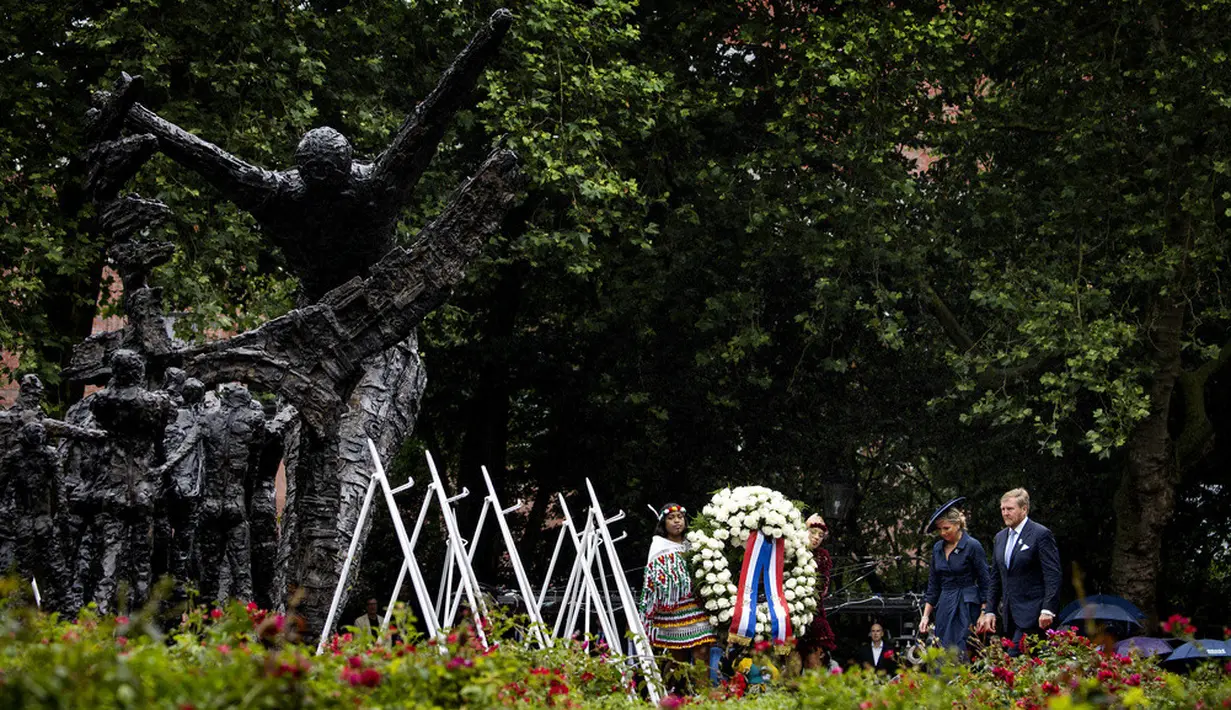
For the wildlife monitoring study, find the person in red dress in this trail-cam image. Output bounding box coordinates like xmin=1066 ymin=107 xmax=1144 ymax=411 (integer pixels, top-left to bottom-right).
xmin=797 ymin=513 xmax=837 ymax=669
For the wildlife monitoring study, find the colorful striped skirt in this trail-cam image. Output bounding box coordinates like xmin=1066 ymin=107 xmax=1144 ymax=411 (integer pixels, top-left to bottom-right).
xmin=646 ymin=596 xmax=716 ymax=649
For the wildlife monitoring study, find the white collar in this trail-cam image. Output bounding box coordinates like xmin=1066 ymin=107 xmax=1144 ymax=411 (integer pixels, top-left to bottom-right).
xmin=647 ymin=535 xmax=687 ymax=564
xmin=1011 ymin=517 xmax=1030 ymax=535
xmin=871 ymin=641 xmax=883 ymax=649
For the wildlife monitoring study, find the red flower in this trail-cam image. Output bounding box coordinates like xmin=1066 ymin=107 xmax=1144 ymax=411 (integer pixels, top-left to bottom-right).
xmin=883 ymin=649 xmax=894 ymax=659
xmin=359 ymin=668 xmax=382 ymax=687
xmin=1001 ymin=637 xmax=1016 ymax=649
xmin=1041 ymin=681 xmax=1060 ymax=695
xmin=348 ymin=656 xmax=363 ymax=669
xmin=659 ymin=695 xmax=685 ymax=709
xmin=115 ymin=616 xmax=129 ymax=625
xmin=991 ymin=666 xmax=1016 ymax=687
xmin=753 ymin=640 xmax=772 ymax=653
xmin=210 ymin=608 xmax=224 ymax=620
xmin=1127 ymin=673 xmax=1142 ymax=686
xmin=218 ymin=644 xmax=231 ymax=655
xmin=1162 ymin=614 xmax=1197 ymax=635
xmin=116 ymin=636 xmax=128 ymax=647
xmin=579 ymin=672 xmax=595 ymax=683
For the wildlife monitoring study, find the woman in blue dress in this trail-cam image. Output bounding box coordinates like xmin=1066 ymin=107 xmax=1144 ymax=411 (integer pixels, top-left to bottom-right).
xmin=918 ymin=498 xmax=991 ymax=660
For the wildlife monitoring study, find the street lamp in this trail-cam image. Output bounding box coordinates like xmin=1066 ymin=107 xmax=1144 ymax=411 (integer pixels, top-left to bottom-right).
xmin=822 ymin=480 xmax=856 ymax=524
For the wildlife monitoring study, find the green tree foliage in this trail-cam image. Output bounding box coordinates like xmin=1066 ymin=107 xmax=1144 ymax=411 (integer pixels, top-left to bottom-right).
xmin=911 ymin=0 xmax=1231 ymax=616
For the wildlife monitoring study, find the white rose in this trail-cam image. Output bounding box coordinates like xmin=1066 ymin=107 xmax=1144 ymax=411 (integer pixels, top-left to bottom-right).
xmin=784 ymin=589 xmax=797 ymax=602
xmin=706 ymin=573 xmax=718 ymax=584
xmin=695 ymin=569 xmax=706 ymax=579
xmin=709 ymin=615 xmax=720 ymax=626
xmin=703 ymin=559 xmax=714 ymax=570
xmin=717 ymin=569 xmax=731 ymax=583
xmin=705 ymin=599 xmax=717 ymax=610
xmin=713 ymin=527 xmax=730 ymax=541
xmin=720 ymin=609 xmax=734 ymax=621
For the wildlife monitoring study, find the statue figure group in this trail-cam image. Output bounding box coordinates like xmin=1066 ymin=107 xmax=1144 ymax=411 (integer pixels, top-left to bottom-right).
xmin=1 ymin=9 xmax=521 ymax=631
xmin=0 ymin=355 xmax=278 ymax=613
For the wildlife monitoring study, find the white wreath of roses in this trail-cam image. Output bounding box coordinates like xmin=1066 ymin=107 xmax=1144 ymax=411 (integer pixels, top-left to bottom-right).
xmin=686 ymin=486 xmax=818 ymax=640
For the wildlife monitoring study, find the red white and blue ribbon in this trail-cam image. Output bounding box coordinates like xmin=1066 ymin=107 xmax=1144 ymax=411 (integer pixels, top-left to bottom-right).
xmin=729 ymin=530 xmax=792 ymax=646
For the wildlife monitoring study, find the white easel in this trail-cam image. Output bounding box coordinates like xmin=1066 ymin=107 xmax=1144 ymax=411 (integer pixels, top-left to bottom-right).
xmin=377 ymin=451 xmax=491 ymax=649
xmin=585 ymin=479 xmax=664 ymax=703
xmin=315 ymin=439 xmax=441 ymax=655
xmin=535 ymin=482 xmax=663 ymax=702
xmin=480 ymin=465 xmax=552 ymax=648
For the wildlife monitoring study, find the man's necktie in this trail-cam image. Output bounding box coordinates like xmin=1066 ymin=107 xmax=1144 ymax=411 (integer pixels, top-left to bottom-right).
xmin=1006 ymin=529 xmax=1019 ymax=568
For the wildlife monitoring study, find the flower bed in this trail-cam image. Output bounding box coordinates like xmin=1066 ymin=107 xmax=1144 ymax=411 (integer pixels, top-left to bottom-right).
xmin=3 ymin=581 xmax=1231 ymax=709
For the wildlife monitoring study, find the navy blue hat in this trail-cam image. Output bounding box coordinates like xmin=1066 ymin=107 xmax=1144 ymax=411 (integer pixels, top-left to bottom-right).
xmin=924 ymin=497 xmax=966 ymax=534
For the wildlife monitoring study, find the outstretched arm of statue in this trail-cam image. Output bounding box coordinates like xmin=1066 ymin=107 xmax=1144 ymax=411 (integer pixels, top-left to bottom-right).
xmin=41 ymin=418 xmax=107 ymax=441
xmin=371 ymin=9 xmax=514 ymax=197
xmin=126 ymin=103 xmax=281 ymax=212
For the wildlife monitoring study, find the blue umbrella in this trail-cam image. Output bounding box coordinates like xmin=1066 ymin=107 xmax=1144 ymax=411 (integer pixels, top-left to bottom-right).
xmin=1057 ymin=594 xmax=1146 ymax=623
xmin=1115 ymin=636 xmax=1176 ymax=657
xmin=1059 ymin=602 xmax=1145 ymax=628
xmin=1165 ymin=639 xmax=1230 ymax=663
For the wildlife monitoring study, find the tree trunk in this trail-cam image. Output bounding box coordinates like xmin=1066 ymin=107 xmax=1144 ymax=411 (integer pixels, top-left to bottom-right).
xmin=1110 ymin=298 xmax=1185 ymax=621
xmin=456 ymin=263 xmax=524 ymax=580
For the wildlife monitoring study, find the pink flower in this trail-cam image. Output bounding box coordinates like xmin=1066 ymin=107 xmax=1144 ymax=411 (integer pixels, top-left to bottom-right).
xmin=348 ymin=656 xmax=363 ymax=669
xmin=359 ymin=668 xmax=382 ymax=687
xmin=218 ymin=644 xmax=231 ymax=655
xmin=115 ymin=616 xmax=129 ymax=625
xmin=1126 ymin=673 xmax=1142 ymax=686
xmin=116 ymin=636 xmax=128 ymax=647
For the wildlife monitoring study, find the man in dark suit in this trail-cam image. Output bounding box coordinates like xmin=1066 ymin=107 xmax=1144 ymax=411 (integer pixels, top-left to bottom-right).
xmin=979 ymin=488 xmax=1062 ymax=647
xmin=853 ymin=622 xmax=899 ymax=673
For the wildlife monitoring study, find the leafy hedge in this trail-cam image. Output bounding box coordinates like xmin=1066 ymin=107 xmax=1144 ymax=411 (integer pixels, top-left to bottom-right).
xmin=2 ymin=582 xmax=1230 ymax=709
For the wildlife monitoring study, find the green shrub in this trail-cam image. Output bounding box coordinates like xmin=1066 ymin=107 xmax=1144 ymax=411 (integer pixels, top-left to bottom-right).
xmin=2 ymin=583 xmax=1230 ymax=709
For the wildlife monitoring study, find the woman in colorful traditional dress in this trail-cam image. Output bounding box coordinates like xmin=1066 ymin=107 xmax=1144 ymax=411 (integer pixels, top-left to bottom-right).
xmin=918 ymin=497 xmax=992 ymax=661
xmin=797 ymin=513 xmax=837 ymax=669
xmin=639 ymin=503 xmax=716 ymax=674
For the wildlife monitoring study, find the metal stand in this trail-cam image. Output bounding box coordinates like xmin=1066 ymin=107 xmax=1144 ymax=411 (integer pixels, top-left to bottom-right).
xmin=315 ymin=439 xmax=440 ymax=655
